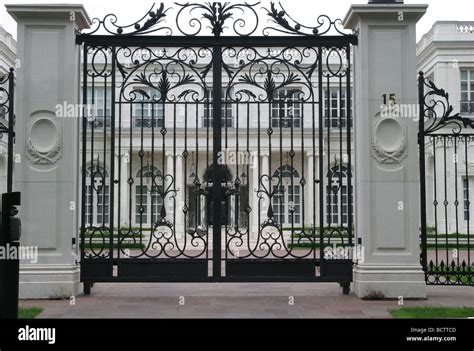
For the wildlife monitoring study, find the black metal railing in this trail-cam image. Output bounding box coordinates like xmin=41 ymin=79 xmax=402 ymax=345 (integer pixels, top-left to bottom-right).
xmin=0 ymin=68 xmax=21 ymax=319
xmin=419 ymin=72 xmax=474 ymax=286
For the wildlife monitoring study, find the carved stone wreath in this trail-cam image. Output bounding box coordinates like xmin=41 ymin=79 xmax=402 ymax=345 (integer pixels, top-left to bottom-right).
xmin=26 ymin=117 xmax=62 ymax=165
xmin=26 ymin=137 xmax=62 ymax=165
xmin=372 ymin=136 xmax=407 ymax=164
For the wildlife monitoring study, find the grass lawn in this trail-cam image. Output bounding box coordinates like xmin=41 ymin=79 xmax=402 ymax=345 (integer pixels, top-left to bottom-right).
xmin=390 ymin=307 xmax=474 ymax=319
xmin=18 ymin=307 xmax=43 ymax=319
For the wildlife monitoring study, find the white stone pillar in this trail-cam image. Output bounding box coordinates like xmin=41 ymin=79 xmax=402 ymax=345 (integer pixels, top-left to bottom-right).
xmin=175 ymin=152 xmax=184 ymax=237
xmin=261 ymin=152 xmax=270 ymax=218
xmin=251 ymin=164 xmax=260 ymax=237
xmin=165 ymin=151 xmax=174 ymax=219
xmin=344 ymin=3 xmax=427 ymax=298
xmin=6 ymin=4 xmax=91 ymax=298
xmin=306 ymin=151 xmax=314 ymax=226
xmin=120 ymin=152 xmax=129 ymax=226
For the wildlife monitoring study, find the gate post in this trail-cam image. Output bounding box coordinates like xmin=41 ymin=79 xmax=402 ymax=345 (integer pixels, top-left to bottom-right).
xmin=343 ymin=2 xmax=428 ymax=298
xmin=6 ymin=5 xmax=91 ymax=298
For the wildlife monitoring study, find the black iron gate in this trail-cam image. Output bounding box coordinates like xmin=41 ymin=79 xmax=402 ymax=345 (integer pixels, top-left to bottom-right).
xmin=77 ymin=2 xmax=357 ymax=293
xmin=419 ymin=72 xmax=474 ymax=285
xmin=0 ymin=68 xmax=21 ymax=318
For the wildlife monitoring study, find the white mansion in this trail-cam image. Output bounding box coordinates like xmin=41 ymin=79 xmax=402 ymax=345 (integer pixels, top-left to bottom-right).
xmin=1 ymin=20 xmax=474 ymax=236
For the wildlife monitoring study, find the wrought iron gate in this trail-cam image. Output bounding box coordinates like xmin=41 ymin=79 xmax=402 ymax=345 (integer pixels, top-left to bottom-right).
xmin=77 ymin=2 xmax=357 ymax=293
xmin=419 ymin=72 xmax=474 ymax=286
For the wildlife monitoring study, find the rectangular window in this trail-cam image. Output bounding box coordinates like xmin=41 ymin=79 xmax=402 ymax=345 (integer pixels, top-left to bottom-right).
xmin=203 ymin=88 xmax=233 ymax=128
xmin=271 ymin=89 xmax=302 ymax=128
xmin=464 ymin=178 xmax=471 ymax=221
xmin=133 ymin=88 xmax=164 ymax=128
xmin=96 ymin=185 xmax=110 ymax=225
xmin=323 ymin=88 xmax=352 ymax=129
xmin=86 ymin=87 xmax=112 ymax=129
xmin=135 ymin=185 xmax=148 ymax=224
xmin=85 ymin=185 xmax=93 ymax=225
xmin=460 ymin=70 xmax=474 ymax=114
xmin=326 ymin=185 xmax=352 ymax=226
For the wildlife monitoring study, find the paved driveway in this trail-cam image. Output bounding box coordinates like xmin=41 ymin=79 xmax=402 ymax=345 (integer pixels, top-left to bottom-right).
xmin=20 ymin=283 xmax=474 ymax=318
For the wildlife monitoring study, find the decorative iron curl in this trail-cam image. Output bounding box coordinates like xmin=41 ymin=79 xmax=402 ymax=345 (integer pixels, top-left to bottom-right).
xmin=83 ymin=3 xmax=172 ymax=36
xmin=175 ymin=2 xmax=260 ymax=37
xmin=420 ymin=72 xmax=474 ymax=135
xmin=0 ymin=68 xmax=14 ymax=129
xmin=263 ymin=2 xmax=350 ymax=37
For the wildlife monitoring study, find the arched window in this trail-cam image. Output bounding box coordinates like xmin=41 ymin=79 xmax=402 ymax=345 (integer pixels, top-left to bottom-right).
xmin=134 ymin=165 xmax=163 ymax=226
xmin=272 ymin=165 xmax=302 ymax=226
xmin=326 ymin=165 xmax=352 ymax=226
xmin=85 ymin=165 xmax=109 ymax=226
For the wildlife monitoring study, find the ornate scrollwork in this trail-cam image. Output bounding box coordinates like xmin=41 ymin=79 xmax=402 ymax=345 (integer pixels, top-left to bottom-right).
xmin=84 ymin=3 xmax=171 ymax=36
xmin=421 ymin=72 xmax=474 ymax=135
xmin=263 ymin=2 xmax=351 ymax=37
xmin=116 ymin=47 xmax=212 ymax=103
xmin=175 ymin=2 xmax=260 ymax=37
xmin=79 ymin=2 xmax=354 ymax=38
xmin=0 ymin=68 xmax=13 ymax=133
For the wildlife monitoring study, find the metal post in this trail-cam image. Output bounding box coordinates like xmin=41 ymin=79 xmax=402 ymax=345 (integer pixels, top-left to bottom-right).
xmin=212 ymin=47 xmax=223 ymax=279
xmin=7 ymin=68 xmax=14 ymax=194
xmin=418 ymin=72 xmax=428 ymax=275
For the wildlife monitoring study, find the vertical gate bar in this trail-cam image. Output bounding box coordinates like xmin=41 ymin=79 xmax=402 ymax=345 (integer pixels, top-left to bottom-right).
xmin=454 ymin=137 xmax=460 ymax=269
xmin=109 ymin=46 xmax=116 ymax=271
xmin=432 ymin=137 xmax=439 ymax=269
xmin=173 ymin=103 xmax=177 ymax=246
xmin=117 ymin=77 xmax=122 ymax=260
xmin=7 ymin=68 xmax=14 ymax=194
xmin=212 ymin=46 xmax=223 ymax=278
xmin=465 ymin=136 xmax=471 ymax=274
xmin=246 ymin=102 xmax=250 ymax=247
xmin=443 ymin=137 xmax=448 ymax=266
xmin=339 ymin=74 xmax=343 ymax=230
xmin=346 ymin=45 xmax=353 ymax=247
xmin=81 ymin=45 xmax=88 ymax=262
xmin=418 ymin=72 xmax=428 ymax=273
xmin=318 ymin=47 xmax=325 ymax=273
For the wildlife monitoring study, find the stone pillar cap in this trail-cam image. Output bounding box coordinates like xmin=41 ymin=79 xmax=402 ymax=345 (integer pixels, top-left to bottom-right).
xmin=343 ymin=4 xmax=428 ymax=30
xmin=6 ymin=4 xmax=92 ymax=30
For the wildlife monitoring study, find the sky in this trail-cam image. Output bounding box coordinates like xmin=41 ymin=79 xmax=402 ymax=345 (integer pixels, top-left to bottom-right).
xmin=0 ymin=0 xmax=473 ymax=42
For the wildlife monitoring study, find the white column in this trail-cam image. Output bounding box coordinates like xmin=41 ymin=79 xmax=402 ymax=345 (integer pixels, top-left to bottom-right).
xmin=6 ymin=4 xmax=91 ymax=298
xmin=344 ymin=3 xmax=427 ymax=298
xmin=251 ymin=163 xmax=260 ymax=237
xmin=306 ymin=151 xmax=314 ymax=226
xmin=261 ymin=152 xmax=270 ymax=219
xmin=175 ymin=152 xmax=184 ymax=237
xmin=165 ymin=151 xmax=174 ymax=220
xmin=120 ymin=152 xmax=129 ymax=226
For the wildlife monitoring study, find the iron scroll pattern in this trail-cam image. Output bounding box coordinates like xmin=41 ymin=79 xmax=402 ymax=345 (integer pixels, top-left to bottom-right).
xmin=420 ymin=72 xmax=474 ymax=136
xmin=419 ymin=72 xmax=474 ymax=286
xmin=222 ymin=46 xmax=351 ymax=259
xmin=0 ymin=68 xmax=14 ymax=134
xmin=82 ymin=45 xmax=213 ymax=260
xmin=81 ymin=2 xmax=353 ymax=37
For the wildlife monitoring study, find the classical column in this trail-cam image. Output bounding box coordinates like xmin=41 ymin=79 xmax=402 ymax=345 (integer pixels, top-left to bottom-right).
xmin=250 ymin=163 xmax=260 ymax=237
xmin=261 ymin=151 xmax=270 ymax=218
xmin=6 ymin=4 xmax=91 ymax=298
xmin=306 ymin=151 xmax=314 ymax=226
xmin=175 ymin=152 xmax=185 ymax=237
xmin=165 ymin=151 xmax=175 ymax=220
xmin=120 ymin=152 xmax=129 ymax=227
xmin=344 ymin=2 xmax=427 ymax=298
